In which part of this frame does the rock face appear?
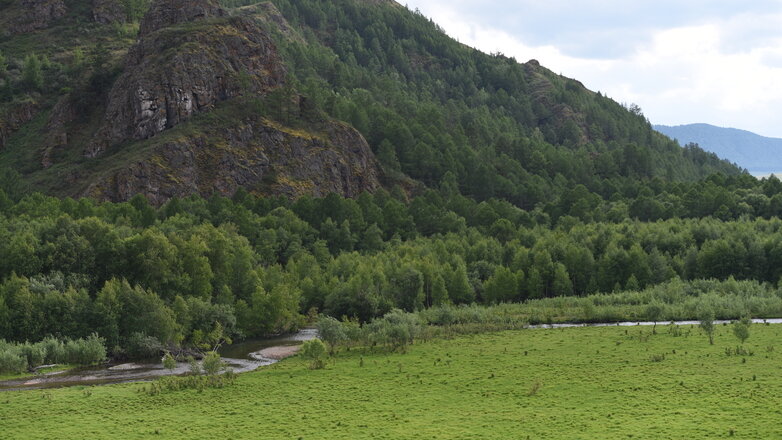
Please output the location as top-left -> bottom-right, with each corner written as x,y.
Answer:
5,0 -> 67,35
92,0 -> 126,24
84,117 -> 380,205
77,0 -> 380,203
0,101 -> 38,150
86,0 -> 285,157
523,60 -> 590,145
138,0 -> 226,35
239,2 -> 305,44
40,96 -> 77,168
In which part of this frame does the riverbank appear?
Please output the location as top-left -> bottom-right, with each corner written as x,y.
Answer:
527,317 -> 782,329
0,365 -> 74,382
0,329 -> 317,391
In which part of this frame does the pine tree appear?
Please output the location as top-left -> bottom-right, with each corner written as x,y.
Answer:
22,54 -> 44,92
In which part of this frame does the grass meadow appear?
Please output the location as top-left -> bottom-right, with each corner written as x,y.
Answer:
2,323 -> 781,439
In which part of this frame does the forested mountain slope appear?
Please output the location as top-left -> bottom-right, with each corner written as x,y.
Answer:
0,0 -> 740,207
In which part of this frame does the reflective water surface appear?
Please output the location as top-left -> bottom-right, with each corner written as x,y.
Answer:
0,328 -> 318,391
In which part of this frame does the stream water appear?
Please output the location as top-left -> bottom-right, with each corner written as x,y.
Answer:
526,318 -> 782,329
3,319 -> 781,391
0,328 -> 318,391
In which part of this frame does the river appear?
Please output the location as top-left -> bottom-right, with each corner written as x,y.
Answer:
526,318 -> 782,329
3,319 -> 781,391
0,328 -> 317,391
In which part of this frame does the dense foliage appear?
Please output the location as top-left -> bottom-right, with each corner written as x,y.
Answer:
256,0 -> 740,204
1,180 -> 782,356
0,334 -> 106,374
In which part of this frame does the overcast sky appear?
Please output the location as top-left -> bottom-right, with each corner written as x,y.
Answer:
403,0 -> 782,138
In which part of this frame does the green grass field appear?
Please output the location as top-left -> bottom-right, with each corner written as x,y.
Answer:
2,323 -> 781,439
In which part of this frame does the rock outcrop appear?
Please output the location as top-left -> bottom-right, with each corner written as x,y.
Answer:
40,96 -> 77,168
76,0 -> 380,203
92,0 -> 126,24
524,60 -> 590,145
138,0 -> 226,35
4,0 -> 66,35
0,101 -> 38,150
86,0 -> 285,157
84,115 -> 380,205
239,2 -> 305,44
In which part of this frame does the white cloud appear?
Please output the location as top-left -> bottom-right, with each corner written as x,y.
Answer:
404,1 -> 782,138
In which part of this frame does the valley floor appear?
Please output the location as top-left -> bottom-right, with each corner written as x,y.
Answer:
2,324 -> 781,439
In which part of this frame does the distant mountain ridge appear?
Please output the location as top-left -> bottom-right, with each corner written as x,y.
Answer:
654,123 -> 782,174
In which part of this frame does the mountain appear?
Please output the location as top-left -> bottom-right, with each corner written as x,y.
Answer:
0,0 -> 741,205
654,123 -> 782,175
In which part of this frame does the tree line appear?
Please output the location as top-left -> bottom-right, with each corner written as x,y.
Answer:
2,185 -> 782,356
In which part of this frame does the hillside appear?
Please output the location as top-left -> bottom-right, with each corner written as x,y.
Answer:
0,0 -> 741,206
655,123 -> 782,175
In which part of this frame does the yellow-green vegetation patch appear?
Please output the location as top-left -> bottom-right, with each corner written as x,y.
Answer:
262,117 -> 322,141
2,324 -> 782,439
275,174 -> 316,193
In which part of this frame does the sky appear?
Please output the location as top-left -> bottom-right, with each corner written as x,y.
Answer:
402,0 -> 782,138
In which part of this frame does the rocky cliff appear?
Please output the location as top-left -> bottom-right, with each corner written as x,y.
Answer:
238,2 -> 305,44
87,0 -> 286,157
84,112 -> 380,205
72,0 -> 380,203
1,0 -> 66,36
91,0 -> 126,24
523,60 -> 590,145
0,101 -> 38,150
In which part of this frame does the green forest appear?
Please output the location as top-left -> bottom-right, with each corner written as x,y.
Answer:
1,180 -> 782,360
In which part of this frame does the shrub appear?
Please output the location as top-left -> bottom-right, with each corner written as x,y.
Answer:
146,372 -> 237,396
162,352 -> 177,370
699,308 -> 716,345
124,333 -> 164,359
202,352 -> 224,376
527,380 -> 543,396
341,318 -> 362,348
427,305 -> 456,326
300,339 -> 327,369
382,309 -> 421,351
40,337 -> 66,364
0,350 -> 27,374
317,316 -> 346,353
649,353 -> 666,362
187,356 -> 201,375
733,317 -> 751,345
64,334 -> 107,365
18,343 -> 46,367
0,336 -> 106,372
